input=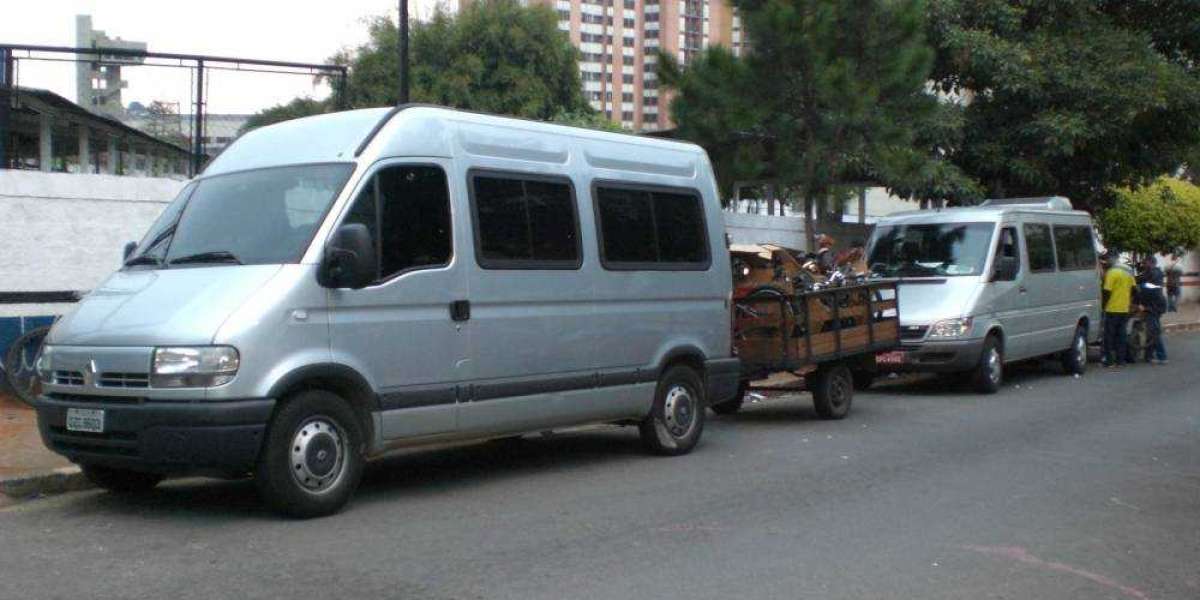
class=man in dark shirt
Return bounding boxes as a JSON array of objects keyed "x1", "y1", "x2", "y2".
[
  {"x1": 1165, "y1": 257, "x2": 1183, "y2": 313},
  {"x1": 1137, "y1": 257, "x2": 1168, "y2": 364}
]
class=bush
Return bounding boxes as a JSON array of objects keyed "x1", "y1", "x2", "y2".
[{"x1": 1097, "y1": 178, "x2": 1200, "y2": 256}]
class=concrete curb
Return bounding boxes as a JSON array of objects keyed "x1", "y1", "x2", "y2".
[
  {"x1": 1164, "y1": 320, "x2": 1200, "y2": 333},
  {"x1": 0, "y1": 466, "x2": 91, "y2": 501}
]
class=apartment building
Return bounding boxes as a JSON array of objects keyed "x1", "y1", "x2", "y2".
[{"x1": 530, "y1": 0, "x2": 744, "y2": 131}]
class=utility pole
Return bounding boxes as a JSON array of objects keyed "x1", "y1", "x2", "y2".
[
  {"x1": 0, "y1": 48, "x2": 13, "y2": 169},
  {"x1": 398, "y1": 0, "x2": 410, "y2": 104}
]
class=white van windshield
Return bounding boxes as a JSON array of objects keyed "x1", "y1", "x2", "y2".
[
  {"x1": 126, "y1": 163, "x2": 353, "y2": 268},
  {"x1": 868, "y1": 222, "x2": 995, "y2": 278}
]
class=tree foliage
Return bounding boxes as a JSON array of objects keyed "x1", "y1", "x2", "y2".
[
  {"x1": 926, "y1": 0, "x2": 1200, "y2": 211},
  {"x1": 240, "y1": 97, "x2": 329, "y2": 134},
  {"x1": 1097, "y1": 178, "x2": 1200, "y2": 256},
  {"x1": 661, "y1": 0, "x2": 978, "y2": 220},
  {"x1": 244, "y1": 0, "x2": 593, "y2": 133}
]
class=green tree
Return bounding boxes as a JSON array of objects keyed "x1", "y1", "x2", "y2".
[
  {"x1": 926, "y1": 0, "x2": 1200, "y2": 211},
  {"x1": 1097, "y1": 178, "x2": 1200, "y2": 256},
  {"x1": 244, "y1": 0, "x2": 594, "y2": 133},
  {"x1": 335, "y1": 0, "x2": 588, "y2": 118},
  {"x1": 240, "y1": 97, "x2": 330, "y2": 134},
  {"x1": 661, "y1": 0, "x2": 970, "y2": 246}
]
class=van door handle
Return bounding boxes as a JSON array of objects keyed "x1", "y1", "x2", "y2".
[
  {"x1": 1018, "y1": 286, "x2": 1028, "y2": 294},
  {"x1": 450, "y1": 300, "x2": 471, "y2": 322}
]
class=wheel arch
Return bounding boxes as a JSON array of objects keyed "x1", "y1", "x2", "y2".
[{"x1": 266, "y1": 363, "x2": 379, "y2": 446}]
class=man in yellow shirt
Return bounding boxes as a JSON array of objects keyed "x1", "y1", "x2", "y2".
[{"x1": 1101, "y1": 253, "x2": 1137, "y2": 367}]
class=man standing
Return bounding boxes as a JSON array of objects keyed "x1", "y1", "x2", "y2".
[
  {"x1": 1138, "y1": 257, "x2": 1168, "y2": 364},
  {"x1": 1101, "y1": 253, "x2": 1137, "y2": 368},
  {"x1": 1165, "y1": 256, "x2": 1183, "y2": 313}
]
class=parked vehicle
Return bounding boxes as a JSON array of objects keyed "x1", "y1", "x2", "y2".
[
  {"x1": 31, "y1": 106, "x2": 741, "y2": 517},
  {"x1": 866, "y1": 197, "x2": 1101, "y2": 393}
]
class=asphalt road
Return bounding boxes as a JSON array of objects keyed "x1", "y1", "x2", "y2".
[{"x1": 2, "y1": 336, "x2": 1198, "y2": 600}]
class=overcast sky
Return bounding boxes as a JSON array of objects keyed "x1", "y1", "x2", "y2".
[{"x1": 1, "y1": 0, "x2": 451, "y2": 114}]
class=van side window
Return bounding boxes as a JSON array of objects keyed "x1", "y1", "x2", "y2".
[
  {"x1": 1053, "y1": 225, "x2": 1096, "y2": 271},
  {"x1": 999, "y1": 227, "x2": 1019, "y2": 260},
  {"x1": 595, "y1": 185, "x2": 710, "y2": 269},
  {"x1": 342, "y1": 165, "x2": 452, "y2": 282},
  {"x1": 1023, "y1": 223, "x2": 1056, "y2": 272},
  {"x1": 470, "y1": 173, "x2": 581, "y2": 269}
]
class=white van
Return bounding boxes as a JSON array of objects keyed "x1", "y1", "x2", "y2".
[
  {"x1": 34, "y1": 106, "x2": 741, "y2": 517},
  {"x1": 866, "y1": 198, "x2": 1101, "y2": 393}
]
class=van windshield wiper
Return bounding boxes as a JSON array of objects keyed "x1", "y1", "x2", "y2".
[
  {"x1": 124, "y1": 255, "x2": 163, "y2": 267},
  {"x1": 168, "y1": 250, "x2": 243, "y2": 266}
]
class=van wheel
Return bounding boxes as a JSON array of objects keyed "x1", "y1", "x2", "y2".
[
  {"x1": 254, "y1": 390, "x2": 365, "y2": 518},
  {"x1": 82, "y1": 465, "x2": 164, "y2": 494},
  {"x1": 812, "y1": 364, "x2": 853, "y2": 420},
  {"x1": 639, "y1": 365, "x2": 706, "y2": 455},
  {"x1": 972, "y1": 336, "x2": 1003, "y2": 394},
  {"x1": 709, "y1": 380, "x2": 746, "y2": 415},
  {"x1": 1060, "y1": 324, "x2": 1088, "y2": 375}
]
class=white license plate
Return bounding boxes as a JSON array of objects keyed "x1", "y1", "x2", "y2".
[
  {"x1": 66, "y1": 408, "x2": 105, "y2": 433},
  {"x1": 876, "y1": 350, "x2": 907, "y2": 365}
]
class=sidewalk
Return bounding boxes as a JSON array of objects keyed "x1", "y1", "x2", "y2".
[
  {"x1": 1163, "y1": 300, "x2": 1200, "y2": 332},
  {"x1": 0, "y1": 392, "x2": 84, "y2": 504}
]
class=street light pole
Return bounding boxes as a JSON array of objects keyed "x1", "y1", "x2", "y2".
[{"x1": 398, "y1": 0, "x2": 410, "y2": 104}]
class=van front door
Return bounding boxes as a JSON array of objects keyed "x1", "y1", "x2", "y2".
[
  {"x1": 327, "y1": 160, "x2": 469, "y2": 440},
  {"x1": 981, "y1": 225, "x2": 1031, "y2": 360}
]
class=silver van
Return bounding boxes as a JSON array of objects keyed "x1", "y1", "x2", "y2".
[
  {"x1": 33, "y1": 106, "x2": 740, "y2": 517},
  {"x1": 866, "y1": 198, "x2": 1101, "y2": 393}
]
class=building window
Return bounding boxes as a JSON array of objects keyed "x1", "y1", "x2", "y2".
[
  {"x1": 643, "y1": 96, "x2": 658, "y2": 106},
  {"x1": 470, "y1": 173, "x2": 581, "y2": 269},
  {"x1": 343, "y1": 165, "x2": 452, "y2": 281},
  {"x1": 623, "y1": 74, "x2": 635, "y2": 83},
  {"x1": 624, "y1": 17, "x2": 636, "y2": 28},
  {"x1": 621, "y1": 111, "x2": 634, "y2": 121},
  {"x1": 594, "y1": 185, "x2": 710, "y2": 269}
]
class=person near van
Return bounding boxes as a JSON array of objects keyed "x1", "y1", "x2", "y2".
[
  {"x1": 1166, "y1": 257, "x2": 1183, "y2": 312},
  {"x1": 1101, "y1": 253, "x2": 1137, "y2": 367},
  {"x1": 1137, "y1": 257, "x2": 1168, "y2": 364}
]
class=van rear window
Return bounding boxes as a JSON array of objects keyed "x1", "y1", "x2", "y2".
[
  {"x1": 594, "y1": 185, "x2": 709, "y2": 270},
  {"x1": 470, "y1": 173, "x2": 581, "y2": 269},
  {"x1": 1053, "y1": 225, "x2": 1097, "y2": 271}
]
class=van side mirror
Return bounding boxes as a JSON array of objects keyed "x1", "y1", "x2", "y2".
[
  {"x1": 123, "y1": 241, "x2": 138, "y2": 261},
  {"x1": 992, "y1": 256, "x2": 1019, "y2": 282},
  {"x1": 318, "y1": 223, "x2": 377, "y2": 290}
]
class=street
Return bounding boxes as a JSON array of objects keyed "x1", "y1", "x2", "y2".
[{"x1": 1, "y1": 336, "x2": 1197, "y2": 600}]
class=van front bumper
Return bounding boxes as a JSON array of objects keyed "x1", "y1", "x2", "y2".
[
  {"x1": 34, "y1": 394, "x2": 275, "y2": 476},
  {"x1": 876, "y1": 338, "x2": 986, "y2": 373}
]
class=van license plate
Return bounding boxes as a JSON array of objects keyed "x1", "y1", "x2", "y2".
[
  {"x1": 66, "y1": 408, "x2": 105, "y2": 433},
  {"x1": 876, "y1": 351, "x2": 906, "y2": 365}
]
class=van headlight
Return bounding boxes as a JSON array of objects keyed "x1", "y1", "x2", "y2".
[
  {"x1": 928, "y1": 317, "x2": 973, "y2": 339},
  {"x1": 36, "y1": 345, "x2": 54, "y2": 380},
  {"x1": 151, "y1": 346, "x2": 239, "y2": 388}
]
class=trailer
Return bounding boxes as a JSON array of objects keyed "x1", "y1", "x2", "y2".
[{"x1": 715, "y1": 245, "x2": 900, "y2": 418}]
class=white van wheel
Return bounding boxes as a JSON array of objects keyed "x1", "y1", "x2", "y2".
[
  {"x1": 639, "y1": 365, "x2": 706, "y2": 455},
  {"x1": 255, "y1": 390, "x2": 365, "y2": 518},
  {"x1": 972, "y1": 336, "x2": 1003, "y2": 394},
  {"x1": 1060, "y1": 324, "x2": 1088, "y2": 375}
]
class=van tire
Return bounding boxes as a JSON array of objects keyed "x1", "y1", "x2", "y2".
[
  {"x1": 971, "y1": 336, "x2": 1003, "y2": 394},
  {"x1": 254, "y1": 389, "x2": 365, "y2": 519},
  {"x1": 1060, "y1": 324, "x2": 1088, "y2": 375},
  {"x1": 811, "y1": 364, "x2": 853, "y2": 420},
  {"x1": 709, "y1": 380, "x2": 746, "y2": 415},
  {"x1": 82, "y1": 465, "x2": 164, "y2": 494},
  {"x1": 640, "y1": 365, "x2": 706, "y2": 455}
]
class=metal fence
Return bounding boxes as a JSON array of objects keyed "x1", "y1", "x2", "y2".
[{"x1": 0, "y1": 44, "x2": 347, "y2": 177}]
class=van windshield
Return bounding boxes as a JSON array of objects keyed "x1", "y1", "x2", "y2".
[
  {"x1": 126, "y1": 163, "x2": 353, "y2": 268},
  {"x1": 867, "y1": 222, "x2": 995, "y2": 278}
]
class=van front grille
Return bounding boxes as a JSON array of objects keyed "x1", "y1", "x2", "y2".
[
  {"x1": 900, "y1": 326, "x2": 928, "y2": 341},
  {"x1": 98, "y1": 372, "x2": 150, "y2": 389},
  {"x1": 52, "y1": 370, "x2": 85, "y2": 386}
]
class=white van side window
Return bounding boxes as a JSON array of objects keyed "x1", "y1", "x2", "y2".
[
  {"x1": 1053, "y1": 225, "x2": 1096, "y2": 271},
  {"x1": 342, "y1": 165, "x2": 453, "y2": 282},
  {"x1": 1023, "y1": 223, "x2": 1057, "y2": 273},
  {"x1": 468, "y1": 171, "x2": 581, "y2": 270},
  {"x1": 593, "y1": 184, "x2": 710, "y2": 271}
]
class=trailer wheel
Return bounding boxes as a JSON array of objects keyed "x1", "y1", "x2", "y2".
[
  {"x1": 709, "y1": 380, "x2": 747, "y2": 415},
  {"x1": 812, "y1": 364, "x2": 853, "y2": 420}
]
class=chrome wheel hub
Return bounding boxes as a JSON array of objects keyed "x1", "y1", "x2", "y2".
[
  {"x1": 1074, "y1": 333, "x2": 1086, "y2": 366},
  {"x1": 663, "y1": 385, "x2": 696, "y2": 438},
  {"x1": 987, "y1": 349, "x2": 1002, "y2": 384},
  {"x1": 290, "y1": 417, "x2": 346, "y2": 493}
]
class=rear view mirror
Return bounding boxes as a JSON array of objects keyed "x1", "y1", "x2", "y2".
[
  {"x1": 123, "y1": 241, "x2": 138, "y2": 261},
  {"x1": 993, "y1": 256, "x2": 1019, "y2": 282},
  {"x1": 318, "y1": 223, "x2": 377, "y2": 289}
]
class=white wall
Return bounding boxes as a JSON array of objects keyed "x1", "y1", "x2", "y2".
[
  {"x1": 723, "y1": 211, "x2": 808, "y2": 248},
  {"x1": 0, "y1": 171, "x2": 182, "y2": 316}
]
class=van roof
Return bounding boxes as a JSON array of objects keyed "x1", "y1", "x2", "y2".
[
  {"x1": 204, "y1": 105, "x2": 706, "y2": 178},
  {"x1": 879, "y1": 200, "x2": 1092, "y2": 226}
]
